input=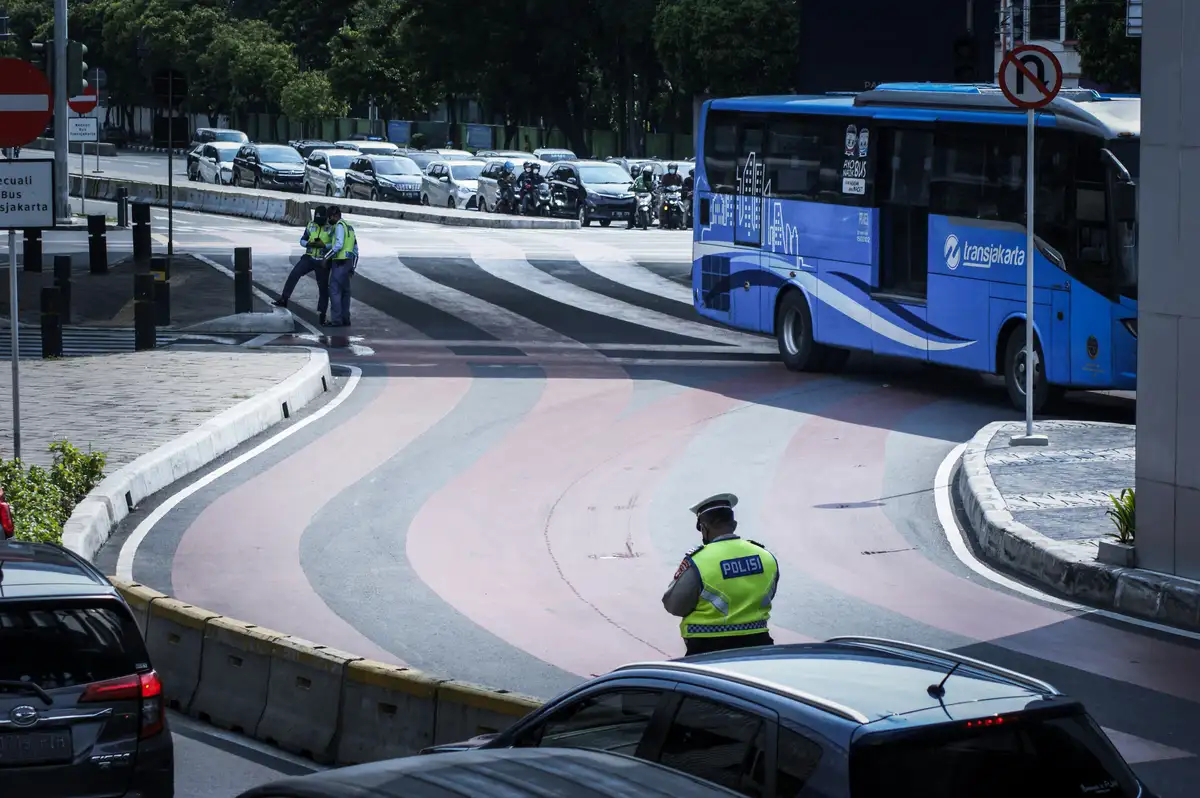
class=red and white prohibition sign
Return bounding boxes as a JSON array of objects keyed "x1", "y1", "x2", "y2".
[{"x1": 999, "y1": 44, "x2": 1063, "y2": 109}]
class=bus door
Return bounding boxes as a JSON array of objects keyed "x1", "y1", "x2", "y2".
[
  {"x1": 871, "y1": 126, "x2": 933, "y2": 361},
  {"x1": 729, "y1": 121, "x2": 767, "y2": 333}
]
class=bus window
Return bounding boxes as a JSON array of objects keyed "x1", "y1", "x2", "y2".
[
  {"x1": 876, "y1": 127, "x2": 933, "y2": 298},
  {"x1": 705, "y1": 111, "x2": 739, "y2": 192},
  {"x1": 930, "y1": 125, "x2": 1025, "y2": 224},
  {"x1": 766, "y1": 120, "x2": 822, "y2": 200}
]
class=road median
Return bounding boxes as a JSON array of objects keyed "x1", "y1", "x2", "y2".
[
  {"x1": 68, "y1": 174, "x2": 580, "y2": 230},
  {"x1": 109, "y1": 579, "x2": 544, "y2": 765}
]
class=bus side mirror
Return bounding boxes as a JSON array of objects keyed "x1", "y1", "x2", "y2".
[{"x1": 1113, "y1": 181, "x2": 1136, "y2": 223}]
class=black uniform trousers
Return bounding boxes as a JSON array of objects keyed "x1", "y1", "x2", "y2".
[{"x1": 684, "y1": 631, "x2": 774, "y2": 656}]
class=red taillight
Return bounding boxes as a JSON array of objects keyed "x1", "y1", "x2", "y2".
[
  {"x1": 0, "y1": 501, "x2": 14, "y2": 538},
  {"x1": 79, "y1": 671, "x2": 165, "y2": 739},
  {"x1": 966, "y1": 715, "x2": 1006, "y2": 728}
]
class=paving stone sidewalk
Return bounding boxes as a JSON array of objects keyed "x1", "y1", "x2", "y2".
[
  {"x1": 957, "y1": 420, "x2": 1200, "y2": 631},
  {"x1": 0, "y1": 349, "x2": 311, "y2": 468}
]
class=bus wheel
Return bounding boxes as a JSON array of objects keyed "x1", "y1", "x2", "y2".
[
  {"x1": 1003, "y1": 326, "x2": 1059, "y2": 413},
  {"x1": 776, "y1": 291, "x2": 821, "y2": 371}
]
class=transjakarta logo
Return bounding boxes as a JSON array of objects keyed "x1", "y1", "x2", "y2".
[{"x1": 943, "y1": 233, "x2": 1024, "y2": 270}]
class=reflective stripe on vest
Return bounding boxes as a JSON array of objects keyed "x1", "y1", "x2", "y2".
[
  {"x1": 681, "y1": 537, "x2": 777, "y2": 638},
  {"x1": 332, "y1": 220, "x2": 356, "y2": 260}
]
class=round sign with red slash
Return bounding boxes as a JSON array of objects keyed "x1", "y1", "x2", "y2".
[
  {"x1": 0, "y1": 58, "x2": 53, "y2": 149},
  {"x1": 69, "y1": 84, "x2": 98, "y2": 115},
  {"x1": 999, "y1": 44, "x2": 1063, "y2": 109}
]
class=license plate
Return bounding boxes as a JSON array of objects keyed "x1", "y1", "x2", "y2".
[
  {"x1": 612, "y1": 212, "x2": 628, "y2": 219},
  {"x1": 0, "y1": 730, "x2": 72, "y2": 766}
]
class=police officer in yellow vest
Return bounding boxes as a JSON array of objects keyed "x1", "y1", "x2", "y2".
[
  {"x1": 321, "y1": 206, "x2": 358, "y2": 328},
  {"x1": 662, "y1": 493, "x2": 779, "y2": 655},
  {"x1": 274, "y1": 205, "x2": 332, "y2": 325}
]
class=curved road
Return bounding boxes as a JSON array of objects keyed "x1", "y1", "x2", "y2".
[{"x1": 85, "y1": 214, "x2": 1197, "y2": 797}]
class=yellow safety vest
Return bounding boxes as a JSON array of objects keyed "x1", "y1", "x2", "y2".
[
  {"x1": 681, "y1": 537, "x2": 777, "y2": 639},
  {"x1": 331, "y1": 220, "x2": 356, "y2": 261},
  {"x1": 304, "y1": 223, "x2": 329, "y2": 256}
]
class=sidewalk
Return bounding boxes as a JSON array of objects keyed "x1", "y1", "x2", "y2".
[
  {"x1": 0, "y1": 348, "x2": 332, "y2": 559},
  {"x1": 956, "y1": 420, "x2": 1200, "y2": 631}
]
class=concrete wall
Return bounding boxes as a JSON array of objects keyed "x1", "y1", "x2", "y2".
[{"x1": 1135, "y1": 0, "x2": 1200, "y2": 578}]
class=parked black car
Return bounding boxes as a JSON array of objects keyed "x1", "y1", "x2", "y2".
[
  {"x1": 0, "y1": 539, "x2": 174, "y2": 798},
  {"x1": 546, "y1": 160, "x2": 636, "y2": 227},
  {"x1": 231, "y1": 143, "x2": 307, "y2": 192},
  {"x1": 344, "y1": 154, "x2": 424, "y2": 204}
]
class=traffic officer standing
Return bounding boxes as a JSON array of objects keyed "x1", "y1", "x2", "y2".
[
  {"x1": 274, "y1": 205, "x2": 332, "y2": 325},
  {"x1": 320, "y1": 206, "x2": 358, "y2": 328},
  {"x1": 662, "y1": 494, "x2": 779, "y2": 655}
]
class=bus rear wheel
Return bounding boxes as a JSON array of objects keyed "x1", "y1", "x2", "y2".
[
  {"x1": 776, "y1": 291, "x2": 840, "y2": 371},
  {"x1": 1003, "y1": 325, "x2": 1061, "y2": 413}
]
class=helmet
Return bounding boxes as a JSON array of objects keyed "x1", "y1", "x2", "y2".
[
  {"x1": 641, "y1": 165, "x2": 653, "y2": 178},
  {"x1": 667, "y1": 162, "x2": 678, "y2": 174},
  {"x1": 532, "y1": 162, "x2": 541, "y2": 172},
  {"x1": 524, "y1": 161, "x2": 534, "y2": 171},
  {"x1": 504, "y1": 160, "x2": 514, "y2": 172}
]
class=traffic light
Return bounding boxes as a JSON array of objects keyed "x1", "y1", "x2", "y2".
[
  {"x1": 30, "y1": 40, "x2": 53, "y2": 81},
  {"x1": 68, "y1": 40, "x2": 87, "y2": 93},
  {"x1": 953, "y1": 35, "x2": 976, "y2": 82}
]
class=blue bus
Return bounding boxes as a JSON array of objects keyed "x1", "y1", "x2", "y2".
[{"x1": 691, "y1": 84, "x2": 1138, "y2": 410}]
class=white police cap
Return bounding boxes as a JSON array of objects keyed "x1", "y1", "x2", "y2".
[{"x1": 689, "y1": 493, "x2": 738, "y2": 517}]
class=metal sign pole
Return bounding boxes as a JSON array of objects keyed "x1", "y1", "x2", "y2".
[
  {"x1": 1024, "y1": 107, "x2": 1034, "y2": 436},
  {"x1": 167, "y1": 73, "x2": 173, "y2": 270},
  {"x1": 80, "y1": 116, "x2": 85, "y2": 217},
  {"x1": 5, "y1": 148, "x2": 19, "y2": 461},
  {"x1": 94, "y1": 68, "x2": 102, "y2": 175}
]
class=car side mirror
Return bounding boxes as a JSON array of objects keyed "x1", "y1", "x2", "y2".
[
  {"x1": 567, "y1": 177, "x2": 577, "y2": 184},
  {"x1": 1112, "y1": 181, "x2": 1136, "y2": 223},
  {"x1": 439, "y1": 175, "x2": 449, "y2": 182},
  {"x1": 364, "y1": 169, "x2": 374, "y2": 175}
]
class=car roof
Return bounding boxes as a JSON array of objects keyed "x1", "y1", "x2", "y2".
[
  {"x1": 238, "y1": 747, "x2": 745, "y2": 798},
  {"x1": 616, "y1": 638, "x2": 1061, "y2": 726},
  {"x1": 206, "y1": 141, "x2": 243, "y2": 149},
  {"x1": 310, "y1": 148, "x2": 360, "y2": 157},
  {"x1": 0, "y1": 540, "x2": 115, "y2": 600}
]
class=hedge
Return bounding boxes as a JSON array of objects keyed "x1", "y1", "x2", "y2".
[{"x1": 0, "y1": 441, "x2": 107, "y2": 545}]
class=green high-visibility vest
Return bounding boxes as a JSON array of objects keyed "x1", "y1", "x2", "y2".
[
  {"x1": 331, "y1": 220, "x2": 356, "y2": 260},
  {"x1": 305, "y1": 223, "x2": 329, "y2": 256},
  {"x1": 681, "y1": 537, "x2": 777, "y2": 639}
]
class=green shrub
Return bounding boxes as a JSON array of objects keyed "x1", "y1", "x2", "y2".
[
  {"x1": 1106, "y1": 487, "x2": 1135, "y2": 545},
  {"x1": 1, "y1": 440, "x2": 107, "y2": 545}
]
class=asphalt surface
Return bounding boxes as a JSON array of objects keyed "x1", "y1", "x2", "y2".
[{"x1": 10, "y1": 177, "x2": 1189, "y2": 796}]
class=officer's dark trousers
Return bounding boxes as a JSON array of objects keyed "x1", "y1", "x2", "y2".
[
  {"x1": 328, "y1": 255, "x2": 356, "y2": 325},
  {"x1": 684, "y1": 632, "x2": 774, "y2": 656},
  {"x1": 281, "y1": 254, "x2": 329, "y2": 314}
]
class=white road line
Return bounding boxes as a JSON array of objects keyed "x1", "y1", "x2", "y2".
[
  {"x1": 116, "y1": 367, "x2": 363, "y2": 582},
  {"x1": 553, "y1": 236, "x2": 694, "y2": 306},
  {"x1": 934, "y1": 443, "x2": 1200, "y2": 643},
  {"x1": 193, "y1": 253, "x2": 322, "y2": 337}
]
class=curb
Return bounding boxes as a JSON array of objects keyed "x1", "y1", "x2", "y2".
[
  {"x1": 110, "y1": 578, "x2": 544, "y2": 764},
  {"x1": 955, "y1": 421, "x2": 1200, "y2": 632},
  {"x1": 62, "y1": 347, "x2": 333, "y2": 562},
  {"x1": 123, "y1": 145, "x2": 187, "y2": 156}
]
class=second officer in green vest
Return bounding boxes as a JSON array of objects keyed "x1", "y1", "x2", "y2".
[{"x1": 662, "y1": 493, "x2": 779, "y2": 655}]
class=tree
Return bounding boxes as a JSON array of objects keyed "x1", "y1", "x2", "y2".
[
  {"x1": 281, "y1": 70, "x2": 348, "y2": 135},
  {"x1": 327, "y1": 0, "x2": 435, "y2": 116},
  {"x1": 1067, "y1": 0, "x2": 1140, "y2": 92},
  {"x1": 268, "y1": 0, "x2": 357, "y2": 70},
  {"x1": 654, "y1": 0, "x2": 802, "y2": 97}
]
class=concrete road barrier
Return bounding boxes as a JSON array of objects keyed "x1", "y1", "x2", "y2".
[
  {"x1": 256, "y1": 636, "x2": 361, "y2": 763},
  {"x1": 29, "y1": 137, "x2": 118, "y2": 157},
  {"x1": 433, "y1": 680, "x2": 544, "y2": 745},
  {"x1": 336, "y1": 660, "x2": 443, "y2": 764},
  {"x1": 108, "y1": 578, "x2": 547, "y2": 765},
  {"x1": 191, "y1": 618, "x2": 284, "y2": 735},
  {"x1": 142, "y1": 598, "x2": 220, "y2": 712},
  {"x1": 68, "y1": 174, "x2": 579, "y2": 230}
]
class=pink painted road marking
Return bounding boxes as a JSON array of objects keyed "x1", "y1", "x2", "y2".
[
  {"x1": 171, "y1": 369, "x2": 473, "y2": 665},
  {"x1": 544, "y1": 371, "x2": 819, "y2": 667},
  {"x1": 765, "y1": 386, "x2": 1200, "y2": 704}
]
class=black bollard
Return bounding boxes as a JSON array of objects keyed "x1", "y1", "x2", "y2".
[
  {"x1": 233, "y1": 247, "x2": 253, "y2": 314},
  {"x1": 150, "y1": 256, "x2": 170, "y2": 326},
  {"x1": 22, "y1": 229, "x2": 41, "y2": 273},
  {"x1": 116, "y1": 187, "x2": 129, "y2": 228},
  {"x1": 53, "y1": 255, "x2": 72, "y2": 325},
  {"x1": 132, "y1": 202, "x2": 151, "y2": 268},
  {"x1": 88, "y1": 215, "x2": 108, "y2": 275},
  {"x1": 134, "y1": 273, "x2": 156, "y2": 351},
  {"x1": 40, "y1": 286, "x2": 62, "y2": 359}
]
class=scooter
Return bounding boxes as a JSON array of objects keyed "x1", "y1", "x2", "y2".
[
  {"x1": 496, "y1": 181, "x2": 521, "y2": 214},
  {"x1": 660, "y1": 187, "x2": 685, "y2": 230},
  {"x1": 634, "y1": 192, "x2": 653, "y2": 230},
  {"x1": 530, "y1": 182, "x2": 552, "y2": 216}
]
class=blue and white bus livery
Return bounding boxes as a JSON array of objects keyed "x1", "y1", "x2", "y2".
[{"x1": 692, "y1": 84, "x2": 1138, "y2": 411}]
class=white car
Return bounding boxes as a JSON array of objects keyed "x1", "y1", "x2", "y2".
[
  {"x1": 334, "y1": 140, "x2": 402, "y2": 157},
  {"x1": 303, "y1": 148, "x2": 358, "y2": 197},
  {"x1": 193, "y1": 142, "x2": 241, "y2": 185},
  {"x1": 421, "y1": 159, "x2": 487, "y2": 209}
]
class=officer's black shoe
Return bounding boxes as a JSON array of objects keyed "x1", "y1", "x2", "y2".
[{"x1": 318, "y1": 313, "x2": 327, "y2": 326}]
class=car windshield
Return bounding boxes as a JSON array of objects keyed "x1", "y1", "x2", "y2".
[
  {"x1": 326, "y1": 154, "x2": 354, "y2": 169},
  {"x1": 0, "y1": 601, "x2": 147, "y2": 689},
  {"x1": 375, "y1": 157, "x2": 422, "y2": 175},
  {"x1": 850, "y1": 709, "x2": 1141, "y2": 798},
  {"x1": 579, "y1": 165, "x2": 633, "y2": 185},
  {"x1": 450, "y1": 163, "x2": 484, "y2": 180},
  {"x1": 212, "y1": 130, "x2": 246, "y2": 142},
  {"x1": 540, "y1": 151, "x2": 575, "y2": 162},
  {"x1": 214, "y1": 148, "x2": 236, "y2": 162},
  {"x1": 406, "y1": 153, "x2": 437, "y2": 168},
  {"x1": 258, "y1": 146, "x2": 303, "y2": 164}
]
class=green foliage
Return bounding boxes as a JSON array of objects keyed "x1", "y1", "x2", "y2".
[
  {"x1": 1067, "y1": 0, "x2": 1141, "y2": 92},
  {"x1": 281, "y1": 71, "x2": 349, "y2": 121},
  {"x1": 1106, "y1": 488, "x2": 1135, "y2": 545},
  {"x1": 327, "y1": 0, "x2": 435, "y2": 116},
  {"x1": 409, "y1": 131, "x2": 427, "y2": 150},
  {"x1": 1, "y1": 441, "x2": 107, "y2": 545}
]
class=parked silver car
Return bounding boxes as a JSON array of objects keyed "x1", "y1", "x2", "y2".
[
  {"x1": 191, "y1": 141, "x2": 242, "y2": 185},
  {"x1": 421, "y1": 159, "x2": 487, "y2": 209},
  {"x1": 476, "y1": 157, "x2": 550, "y2": 212},
  {"x1": 334, "y1": 139, "x2": 401, "y2": 157},
  {"x1": 303, "y1": 148, "x2": 358, "y2": 197}
]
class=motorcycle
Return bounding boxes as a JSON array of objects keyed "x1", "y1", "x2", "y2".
[
  {"x1": 683, "y1": 192, "x2": 693, "y2": 229},
  {"x1": 523, "y1": 181, "x2": 552, "y2": 216},
  {"x1": 634, "y1": 191, "x2": 653, "y2": 230},
  {"x1": 660, "y1": 187, "x2": 685, "y2": 230},
  {"x1": 496, "y1": 180, "x2": 521, "y2": 214}
]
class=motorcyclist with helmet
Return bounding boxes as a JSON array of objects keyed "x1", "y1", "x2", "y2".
[
  {"x1": 658, "y1": 163, "x2": 685, "y2": 227},
  {"x1": 498, "y1": 160, "x2": 520, "y2": 212},
  {"x1": 630, "y1": 164, "x2": 657, "y2": 229},
  {"x1": 681, "y1": 167, "x2": 695, "y2": 228},
  {"x1": 518, "y1": 161, "x2": 547, "y2": 215}
]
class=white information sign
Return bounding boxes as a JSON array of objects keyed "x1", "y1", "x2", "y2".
[
  {"x1": 69, "y1": 117, "x2": 99, "y2": 142},
  {"x1": 0, "y1": 158, "x2": 55, "y2": 229}
]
